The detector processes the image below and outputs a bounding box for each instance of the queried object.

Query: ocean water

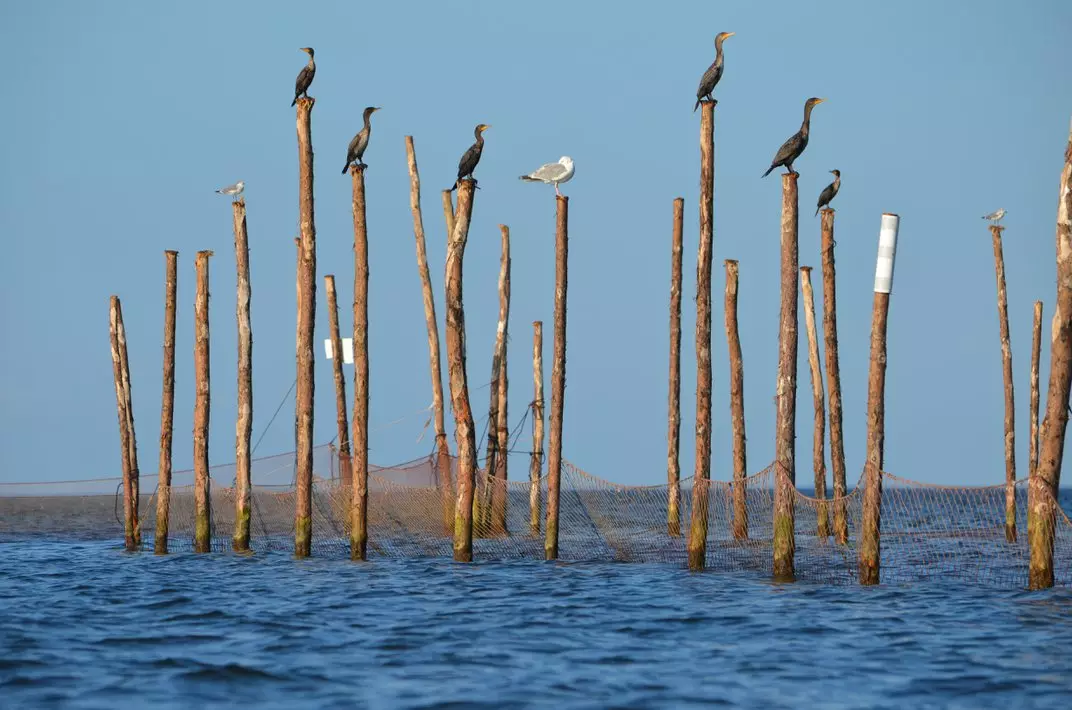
[1,541,1071,709]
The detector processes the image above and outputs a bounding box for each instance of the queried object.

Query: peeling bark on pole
[725,259,748,540]
[193,250,213,554]
[989,225,1018,543]
[773,173,800,581]
[546,195,570,561]
[109,296,137,552]
[492,225,512,535]
[687,100,714,571]
[325,275,351,490]
[350,164,370,561]
[801,267,829,538]
[446,179,479,562]
[115,299,141,550]
[821,209,848,544]
[294,97,317,559]
[667,198,684,537]
[405,137,453,536]
[155,251,178,554]
[233,201,253,553]
[1029,118,1072,591]
[529,321,544,536]
[1030,301,1043,481]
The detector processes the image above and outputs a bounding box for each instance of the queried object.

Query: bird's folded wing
[529,163,567,180]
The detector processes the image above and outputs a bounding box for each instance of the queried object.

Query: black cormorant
[341,106,381,174]
[291,48,315,106]
[450,124,490,191]
[762,97,826,177]
[694,32,735,112]
[815,170,841,216]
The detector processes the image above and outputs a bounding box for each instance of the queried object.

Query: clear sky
[1,1,1070,488]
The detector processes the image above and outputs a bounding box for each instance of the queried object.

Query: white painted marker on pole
[874,213,900,294]
[323,337,354,364]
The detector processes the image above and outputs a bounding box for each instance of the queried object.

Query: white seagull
[982,208,1006,224]
[519,156,575,196]
[216,180,245,201]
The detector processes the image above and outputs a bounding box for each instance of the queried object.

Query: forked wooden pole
[801,266,829,538]
[492,225,512,535]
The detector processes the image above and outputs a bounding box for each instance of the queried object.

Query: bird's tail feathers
[291,97,297,107]
[342,163,350,175]
[520,175,538,182]
[762,165,775,178]
[693,98,701,112]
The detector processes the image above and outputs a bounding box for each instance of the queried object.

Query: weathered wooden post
[989,225,1018,542]
[1030,301,1043,481]
[442,190,456,243]
[324,275,351,490]
[801,267,830,538]
[116,300,141,549]
[109,296,139,551]
[350,163,371,561]
[820,208,848,544]
[859,213,899,585]
[405,137,453,535]
[529,321,545,536]
[667,197,684,537]
[294,97,317,559]
[233,200,253,552]
[155,251,178,554]
[480,232,511,532]
[773,173,800,581]
[446,179,480,561]
[492,225,512,535]
[687,100,715,571]
[193,250,213,553]
[725,259,748,540]
[1029,118,1072,591]
[546,195,570,561]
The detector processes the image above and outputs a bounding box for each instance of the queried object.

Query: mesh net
[1,444,1070,588]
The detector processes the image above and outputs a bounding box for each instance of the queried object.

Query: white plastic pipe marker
[874,213,900,294]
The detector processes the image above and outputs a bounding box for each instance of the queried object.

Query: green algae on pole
[233,201,253,553]
[155,251,178,554]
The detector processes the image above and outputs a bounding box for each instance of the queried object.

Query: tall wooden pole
[545,195,570,561]
[725,259,748,540]
[481,238,509,532]
[446,179,479,561]
[350,163,370,561]
[193,250,213,553]
[989,225,1018,542]
[294,97,317,559]
[155,251,178,554]
[405,137,453,535]
[233,200,253,553]
[1030,301,1043,481]
[773,173,800,581]
[820,209,848,544]
[1029,118,1072,590]
[115,299,141,550]
[529,321,544,536]
[859,213,899,586]
[324,275,351,490]
[109,296,137,551]
[667,197,684,537]
[687,100,715,571]
[801,267,829,538]
[492,225,512,535]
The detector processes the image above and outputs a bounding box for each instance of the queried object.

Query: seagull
[982,208,1006,224]
[216,180,245,202]
[519,156,575,196]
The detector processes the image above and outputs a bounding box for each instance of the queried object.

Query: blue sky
[1,1,1070,488]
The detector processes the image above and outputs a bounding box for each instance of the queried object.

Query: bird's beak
[374,107,382,112]
[816,98,826,104]
[725,32,735,38]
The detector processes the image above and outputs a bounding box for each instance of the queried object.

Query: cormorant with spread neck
[815,170,841,216]
[694,32,735,112]
[291,47,315,106]
[762,97,826,177]
[450,124,490,191]
[342,107,381,174]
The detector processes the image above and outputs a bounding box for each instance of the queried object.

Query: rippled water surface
[1,541,1071,709]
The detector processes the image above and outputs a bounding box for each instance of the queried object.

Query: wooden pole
[546,194,570,561]
[667,197,684,537]
[492,225,512,535]
[1029,118,1072,590]
[193,250,213,553]
[989,225,1018,542]
[529,321,544,536]
[801,267,830,538]
[442,189,456,244]
[109,296,137,551]
[233,200,253,553]
[294,97,317,559]
[773,172,799,581]
[324,275,351,490]
[687,100,715,571]
[725,259,748,540]
[481,248,507,533]
[115,299,141,550]
[350,163,370,561]
[155,251,178,554]
[820,208,848,544]
[446,179,479,561]
[859,213,899,586]
[1030,301,1043,481]
[405,137,453,536]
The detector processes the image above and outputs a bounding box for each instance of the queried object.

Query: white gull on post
[216,180,245,202]
[520,157,575,196]
[982,208,1006,224]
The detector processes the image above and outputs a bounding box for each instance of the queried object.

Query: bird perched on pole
[519,157,575,196]
[694,32,735,112]
[982,208,1007,225]
[815,170,841,216]
[216,180,245,202]
[762,97,826,177]
[291,47,315,106]
[450,124,490,191]
[342,106,381,173]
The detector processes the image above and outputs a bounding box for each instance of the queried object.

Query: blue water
[1,542,1071,708]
